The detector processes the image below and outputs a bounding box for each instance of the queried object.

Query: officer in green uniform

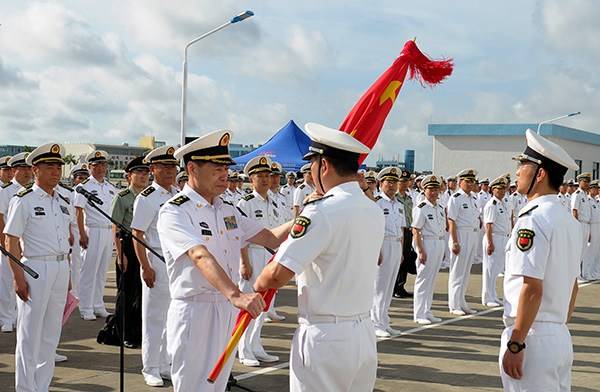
[394,169,416,298]
[97,156,149,348]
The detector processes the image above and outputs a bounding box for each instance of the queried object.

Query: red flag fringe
[402,40,453,86]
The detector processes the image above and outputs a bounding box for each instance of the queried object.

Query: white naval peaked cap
[589,179,598,188]
[176,170,188,183]
[302,122,370,161]
[26,143,65,166]
[366,170,378,181]
[479,178,490,184]
[421,174,441,189]
[174,129,235,165]
[0,156,12,168]
[489,175,509,189]
[576,172,592,182]
[270,161,283,174]
[376,167,400,182]
[300,163,311,173]
[512,129,578,173]
[70,162,89,176]
[244,155,272,176]
[144,145,178,165]
[286,171,297,178]
[227,169,239,180]
[86,150,109,164]
[8,152,31,167]
[456,168,477,180]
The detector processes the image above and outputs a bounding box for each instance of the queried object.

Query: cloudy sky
[1,1,598,169]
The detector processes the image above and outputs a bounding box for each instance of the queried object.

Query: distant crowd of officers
[0,127,597,391]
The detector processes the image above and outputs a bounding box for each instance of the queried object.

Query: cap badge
[167,147,175,155]
[51,144,60,154]
[259,157,267,165]
[95,151,102,158]
[390,168,397,174]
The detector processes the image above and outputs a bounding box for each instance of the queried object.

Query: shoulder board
[141,186,155,197]
[118,188,131,197]
[236,206,248,217]
[453,192,461,198]
[58,182,74,192]
[303,194,333,206]
[417,202,426,208]
[58,193,70,205]
[492,200,497,205]
[575,190,581,194]
[243,194,255,201]
[81,178,90,185]
[375,195,382,201]
[16,188,33,198]
[518,204,539,218]
[222,199,233,206]
[169,195,190,206]
[1,182,12,189]
[299,184,306,189]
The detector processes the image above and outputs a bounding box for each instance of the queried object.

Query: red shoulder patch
[290,216,311,239]
[516,229,535,251]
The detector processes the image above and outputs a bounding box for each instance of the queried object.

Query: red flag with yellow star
[339,40,453,163]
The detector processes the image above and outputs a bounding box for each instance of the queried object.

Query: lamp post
[536,111,581,134]
[180,11,254,148]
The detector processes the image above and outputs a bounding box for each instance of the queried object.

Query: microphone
[76,186,104,205]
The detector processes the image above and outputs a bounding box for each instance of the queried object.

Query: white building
[429,123,600,181]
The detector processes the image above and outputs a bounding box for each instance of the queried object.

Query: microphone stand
[81,194,164,392]
[0,243,39,279]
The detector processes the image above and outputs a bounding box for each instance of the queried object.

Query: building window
[574,160,582,178]
[593,161,599,180]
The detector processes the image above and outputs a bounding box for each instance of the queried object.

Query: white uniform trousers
[0,254,17,328]
[499,322,572,391]
[448,227,478,311]
[371,237,402,331]
[581,223,599,280]
[290,316,377,392]
[167,295,236,392]
[141,252,171,374]
[481,234,508,304]
[440,232,451,269]
[474,228,484,264]
[413,237,444,321]
[69,227,82,298]
[79,226,113,313]
[238,246,270,360]
[15,259,69,392]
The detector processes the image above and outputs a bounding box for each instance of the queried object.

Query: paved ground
[1,264,599,392]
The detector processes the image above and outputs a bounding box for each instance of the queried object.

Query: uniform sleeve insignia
[16,188,33,198]
[243,194,255,201]
[516,229,535,251]
[290,216,311,239]
[118,188,131,197]
[169,195,190,206]
[417,202,426,208]
[453,193,461,198]
[141,186,155,197]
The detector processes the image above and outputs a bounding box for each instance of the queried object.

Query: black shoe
[396,288,413,298]
[124,340,140,349]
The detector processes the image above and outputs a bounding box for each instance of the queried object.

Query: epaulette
[222,199,233,206]
[141,186,155,197]
[575,190,581,194]
[118,188,131,197]
[243,194,255,201]
[16,188,33,198]
[58,182,74,192]
[492,200,497,205]
[518,204,539,218]
[303,194,333,206]
[453,192,461,198]
[1,182,12,189]
[417,202,426,208]
[299,184,306,189]
[81,178,90,185]
[58,193,70,205]
[169,195,190,206]
[375,195,382,201]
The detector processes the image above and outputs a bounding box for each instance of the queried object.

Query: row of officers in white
[0,123,594,391]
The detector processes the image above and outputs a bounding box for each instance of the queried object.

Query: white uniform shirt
[589,196,600,223]
[73,176,117,227]
[131,182,178,252]
[557,192,570,210]
[56,183,77,225]
[237,190,281,230]
[223,188,242,206]
[0,181,23,216]
[280,184,296,211]
[446,188,480,229]
[275,181,385,317]
[570,189,592,223]
[483,196,511,235]
[157,185,263,299]
[439,189,452,209]
[293,182,314,209]
[414,191,425,206]
[510,192,528,219]
[3,184,71,258]
[376,192,406,238]
[269,189,291,223]
[504,195,582,323]
[412,199,446,239]
[477,190,491,214]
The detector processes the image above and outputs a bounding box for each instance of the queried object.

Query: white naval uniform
[412,199,446,321]
[4,184,71,392]
[56,184,78,297]
[275,182,384,392]
[440,189,454,269]
[570,189,591,267]
[557,192,570,211]
[510,192,528,224]
[0,181,23,329]
[446,188,480,312]
[223,188,242,206]
[73,176,117,315]
[372,193,405,332]
[131,182,178,377]
[280,183,296,213]
[292,182,314,213]
[481,196,511,304]
[157,185,262,392]
[500,195,582,391]
[236,190,281,361]
[475,190,491,264]
[270,189,292,222]
[581,196,600,280]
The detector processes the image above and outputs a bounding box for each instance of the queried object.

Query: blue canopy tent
[233,120,310,172]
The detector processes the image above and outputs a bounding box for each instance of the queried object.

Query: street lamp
[536,111,581,134]
[180,11,254,148]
